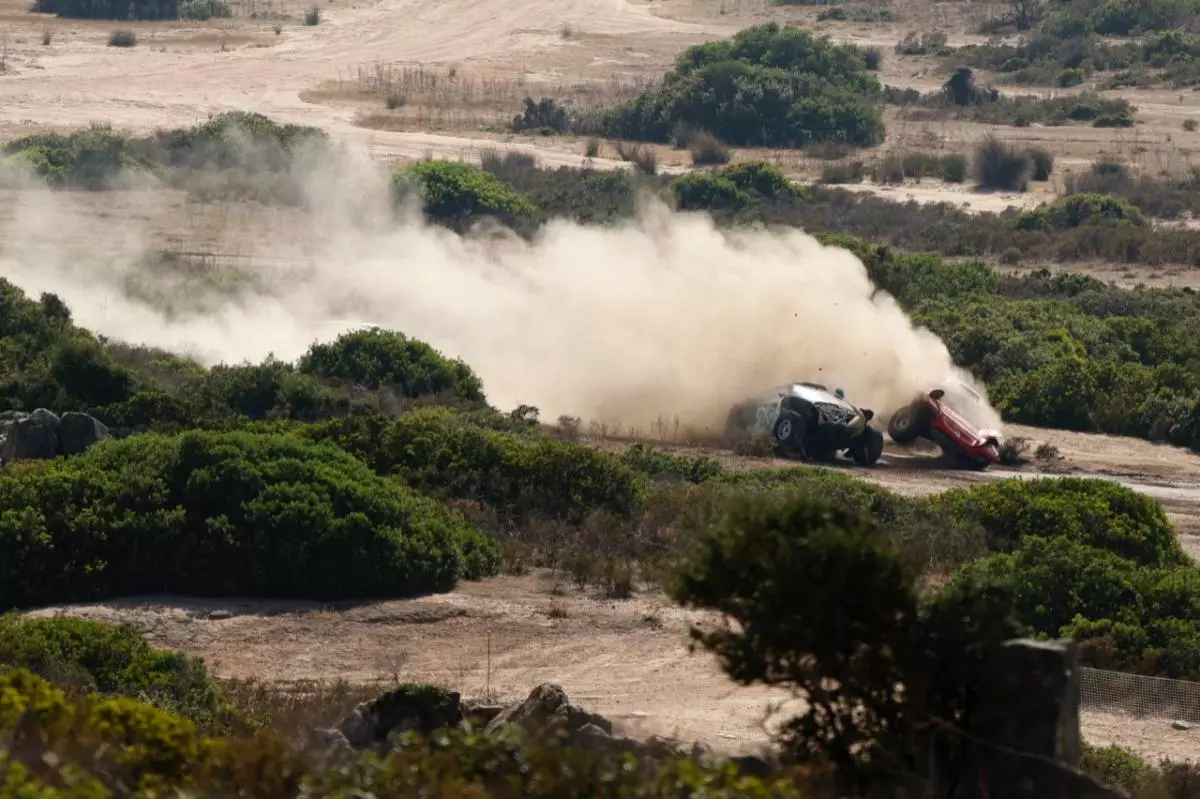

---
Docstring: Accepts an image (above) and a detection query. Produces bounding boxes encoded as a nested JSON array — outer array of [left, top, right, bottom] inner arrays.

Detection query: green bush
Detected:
[[302, 409, 644, 522], [932, 477, 1184, 567], [669, 160, 806, 218], [1015, 193, 1147, 231], [937, 476, 1200, 680], [0, 615, 230, 728], [1, 125, 153, 189], [597, 23, 886, 148], [0, 429, 500, 609], [140, 110, 328, 173], [669, 489, 1022, 780], [395, 160, 539, 233], [297, 327, 485, 404]]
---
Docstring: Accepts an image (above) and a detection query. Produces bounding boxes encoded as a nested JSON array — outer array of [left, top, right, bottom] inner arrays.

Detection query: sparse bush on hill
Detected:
[[0, 429, 500, 609], [594, 23, 886, 148], [890, 80, 1136, 128], [973, 135, 1032, 191]]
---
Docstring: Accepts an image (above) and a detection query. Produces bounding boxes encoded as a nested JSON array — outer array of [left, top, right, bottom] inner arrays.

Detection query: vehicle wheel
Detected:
[[773, 413, 806, 459], [852, 428, 885, 466], [887, 403, 929, 444]]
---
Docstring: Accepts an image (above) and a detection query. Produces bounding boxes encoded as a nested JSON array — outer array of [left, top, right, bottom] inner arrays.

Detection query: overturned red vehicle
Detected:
[[886, 383, 1001, 470]]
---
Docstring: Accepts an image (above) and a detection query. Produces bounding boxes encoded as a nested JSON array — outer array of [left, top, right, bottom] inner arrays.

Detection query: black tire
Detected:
[[773, 412, 807, 459], [851, 427, 885, 466], [887, 402, 929, 444]]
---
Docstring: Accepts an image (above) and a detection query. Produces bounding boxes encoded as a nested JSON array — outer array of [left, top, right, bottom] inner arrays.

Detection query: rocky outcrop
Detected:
[[0, 409, 110, 462], [335, 684, 463, 748], [59, 411, 110, 456]]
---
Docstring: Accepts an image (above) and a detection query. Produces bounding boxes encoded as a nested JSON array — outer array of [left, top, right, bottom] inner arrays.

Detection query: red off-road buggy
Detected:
[[886, 384, 1001, 470]]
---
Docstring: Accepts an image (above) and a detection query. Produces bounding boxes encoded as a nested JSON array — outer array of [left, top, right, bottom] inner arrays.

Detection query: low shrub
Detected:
[[0, 667, 813, 798], [1028, 146, 1054, 181], [1016, 193, 1147, 231], [302, 409, 645, 522], [688, 131, 732, 165], [1, 125, 154, 189], [973, 135, 1032, 191], [297, 327, 485, 404], [394, 159, 539, 234], [0, 615, 230, 728], [0, 429, 500, 609]]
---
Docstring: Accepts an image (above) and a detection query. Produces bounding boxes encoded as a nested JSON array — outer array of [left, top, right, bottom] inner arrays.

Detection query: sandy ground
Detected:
[[23, 568, 1200, 763], [1, 0, 1198, 214]]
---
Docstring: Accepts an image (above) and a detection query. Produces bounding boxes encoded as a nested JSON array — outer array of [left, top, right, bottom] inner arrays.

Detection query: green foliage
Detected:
[[140, 111, 328, 175], [669, 490, 1023, 779], [396, 160, 539, 234], [934, 477, 1200, 680], [597, 23, 886, 148], [932, 477, 1184, 566], [669, 160, 807, 219], [0, 615, 230, 729], [297, 327, 485, 404], [302, 409, 644, 522], [1, 667, 211, 791], [0, 281, 143, 414], [0, 667, 811, 799], [1016, 192, 1148, 231], [0, 429, 500, 609], [1081, 741, 1160, 797], [0, 125, 154, 189], [2, 113, 328, 201], [1028, 146, 1054, 181], [34, 0, 180, 19]]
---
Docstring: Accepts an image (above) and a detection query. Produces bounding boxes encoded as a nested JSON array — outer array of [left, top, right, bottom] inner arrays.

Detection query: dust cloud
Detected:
[[0, 137, 1004, 436]]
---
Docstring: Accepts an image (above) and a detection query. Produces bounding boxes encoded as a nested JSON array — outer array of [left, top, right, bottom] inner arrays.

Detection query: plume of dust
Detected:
[[0, 136, 1004, 437]]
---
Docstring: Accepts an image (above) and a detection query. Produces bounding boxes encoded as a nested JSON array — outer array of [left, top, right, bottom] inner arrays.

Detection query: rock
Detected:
[[308, 726, 354, 754], [1172, 720, 1194, 731], [731, 755, 774, 779], [59, 412, 109, 455], [484, 683, 574, 740], [690, 740, 716, 766], [462, 703, 506, 728], [0, 409, 61, 461], [335, 684, 463, 748]]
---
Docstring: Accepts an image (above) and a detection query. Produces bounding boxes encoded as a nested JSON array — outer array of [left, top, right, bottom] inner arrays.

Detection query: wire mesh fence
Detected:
[[1080, 666, 1200, 723]]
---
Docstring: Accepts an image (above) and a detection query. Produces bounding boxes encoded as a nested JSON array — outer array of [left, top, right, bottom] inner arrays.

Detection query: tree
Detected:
[[668, 490, 1024, 789]]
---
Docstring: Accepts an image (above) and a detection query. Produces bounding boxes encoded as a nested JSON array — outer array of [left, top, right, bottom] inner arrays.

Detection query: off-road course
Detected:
[[5, 0, 1200, 771]]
